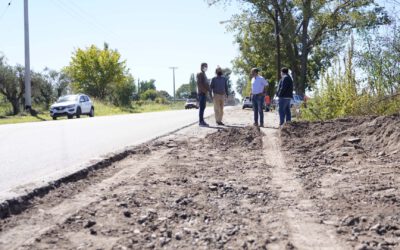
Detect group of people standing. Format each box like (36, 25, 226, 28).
(196, 62, 294, 127)
(196, 62, 228, 127)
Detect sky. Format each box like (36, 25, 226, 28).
(0, 0, 398, 97)
(0, 0, 242, 95)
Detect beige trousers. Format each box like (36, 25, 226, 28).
(213, 94, 225, 123)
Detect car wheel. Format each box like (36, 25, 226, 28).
(89, 107, 94, 117)
(76, 107, 81, 118)
(52, 116, 57, 120)
(67, 115, 73, 119)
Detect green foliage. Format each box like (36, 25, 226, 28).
(43, 68, 71, 98)
(157, 90, 171, 100)
(189, 73, 197, 96)
(176, 74, 198, 99)
(138, 79, 156, 93)
(242, 79, 252, 98)
(221, 67, 235, 97)
(112, 75, 136, 107)
(176, 83, 191, 99)
(357, 27, 400, 96)
(31, 71, 53, 108)
(211, 0, 390, 96)
(235, 76, 247, 97)
(65, 43, 128, 100)
(155, 97, 168, 104)
(140, 89, 158, 101)
(301, 33, 400, 121)
(0, 58, 24, 115)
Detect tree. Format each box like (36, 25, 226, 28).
(31, 71, 54, 108)
(112, 74, 136, 106)
(157, 90, 171, 100)
(65, 43, 128, 99)
(139, 79, 156, 93)
(221, 67, 235, 97)
(188, 74, 197, 98)
(140, 89, 158, 101)
(44, 68, 71, 98)
(209, 0, 390, 96)
(176, 83, 191, 99)
(176, 74, 199, 99)
(236, 76, 248, 97)
(357, 26, 400, 96)
(0, 57, 23, 115)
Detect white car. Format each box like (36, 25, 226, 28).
(50, 94, 94, 120)
(242, 97, 253, 109)
(272, 95, 303, 110)
(184, 99, 199, 109)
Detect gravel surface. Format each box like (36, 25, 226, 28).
(0, 109, 398, 250)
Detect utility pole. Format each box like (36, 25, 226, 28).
(169, 67, 178, 102)
(137, 78, 140, 95)
(24, 0, 31, 110)
(275, 6, 281, 84)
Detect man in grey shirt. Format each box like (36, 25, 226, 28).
(210, 67, 228, 125)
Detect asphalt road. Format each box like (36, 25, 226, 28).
(0, 109, 213, 201)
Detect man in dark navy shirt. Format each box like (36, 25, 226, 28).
(276, 67, 294, 126)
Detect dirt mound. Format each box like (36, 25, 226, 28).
(280, 114, 400, 249)
(281, 114, 400, 158)
(206, 126, 263, 150)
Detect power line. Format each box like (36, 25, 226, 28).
(0, 0, 12, 22)
(49, 0, 120, 41)
(66, 0, 120, 39)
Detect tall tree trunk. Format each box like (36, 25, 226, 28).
(299, 0, 311, 97)
(11, 98, 20, 115)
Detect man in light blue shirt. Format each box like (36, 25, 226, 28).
(250, 68, 268, 127)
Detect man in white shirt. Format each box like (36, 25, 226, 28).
(250, 68, 268, 127)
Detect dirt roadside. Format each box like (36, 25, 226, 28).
(281, 115, 400, 250)
(0, 108, 398, 249)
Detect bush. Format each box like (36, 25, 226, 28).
(140, 89, 158, 101)
(112, 80, 135, 107)
(135, 100, 144, 106)
(155, 97, 168, 104)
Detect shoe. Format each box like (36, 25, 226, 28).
(260, 123, 264, 127)
(253, 123, 259, 127)
(199, 121, 209, 127)
(217, 122, 225, 126)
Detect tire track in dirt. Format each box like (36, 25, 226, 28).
(262, 127, 350, 249)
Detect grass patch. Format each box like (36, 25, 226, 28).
(0, 100, 185, 125)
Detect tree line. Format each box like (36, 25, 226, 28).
(209, 0, 390, 98)
(0, 57, 70, 115)
(0, 43, 176, 116)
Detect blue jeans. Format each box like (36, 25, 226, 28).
(279, 98, 291, 125)
(198, 93, 207, 123)
(252, 95, 264, 125)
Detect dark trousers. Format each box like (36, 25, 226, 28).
(279, 98, 292, 125)
(252, 94, 264, 125)
(198, 93, 206, 123)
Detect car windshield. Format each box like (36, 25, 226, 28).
(57, 95, 78, 103)
(187, 99, 196, 102)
